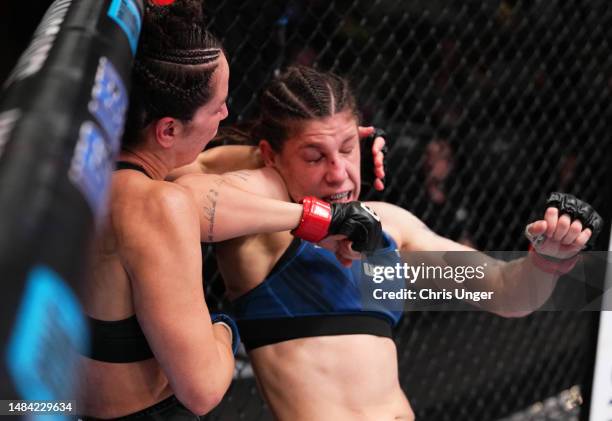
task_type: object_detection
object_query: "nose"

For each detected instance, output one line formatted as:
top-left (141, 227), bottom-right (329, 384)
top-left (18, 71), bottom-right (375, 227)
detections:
top-left (220, 103), bottom-right (229, 120)
top-left (324, 155), bottom-right (348, 185)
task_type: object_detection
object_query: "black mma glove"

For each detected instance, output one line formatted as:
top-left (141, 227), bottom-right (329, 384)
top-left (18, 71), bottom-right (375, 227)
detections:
top-left (546, 192), bottom-right (602, 249)
top-left (329, 202), bottom-right (383, 253)
top-left (361, 128), bottom-right (388, 187)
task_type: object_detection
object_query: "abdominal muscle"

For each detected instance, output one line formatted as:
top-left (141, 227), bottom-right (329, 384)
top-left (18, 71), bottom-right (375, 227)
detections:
top-left (248, 335), bottom-right (414, 421)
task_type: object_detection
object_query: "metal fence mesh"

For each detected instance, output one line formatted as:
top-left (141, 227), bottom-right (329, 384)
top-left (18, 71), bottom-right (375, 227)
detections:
top-left (201, 1), bottom-right (611, 420)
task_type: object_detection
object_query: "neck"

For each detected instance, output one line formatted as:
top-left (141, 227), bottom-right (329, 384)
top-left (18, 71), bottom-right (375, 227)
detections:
top-left (118, 148), bottom-right (171, 180)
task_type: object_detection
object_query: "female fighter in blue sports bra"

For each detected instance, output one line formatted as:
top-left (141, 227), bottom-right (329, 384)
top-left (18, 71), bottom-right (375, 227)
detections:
top-left (79, 2), bottom-right (383, 419)
top-left (179, 65), bottom-right (601, 421)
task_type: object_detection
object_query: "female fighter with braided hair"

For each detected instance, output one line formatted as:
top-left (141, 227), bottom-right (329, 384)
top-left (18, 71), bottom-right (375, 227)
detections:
top-left (79, 2), bottom-right (383, 419)
top-left (180, 65), bottom-right (601, 420)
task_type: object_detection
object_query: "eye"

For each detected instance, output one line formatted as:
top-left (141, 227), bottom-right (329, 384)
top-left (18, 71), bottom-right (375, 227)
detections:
top-left (307, 155), bottom-right (323, 164)
top-left (340, 147), bottom-right (354, 155)
top-left (303, 151), bottom-right (324, 163)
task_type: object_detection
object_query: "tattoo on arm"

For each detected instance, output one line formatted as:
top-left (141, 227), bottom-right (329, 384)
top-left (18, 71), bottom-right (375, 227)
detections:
top-left (203, 179), bottom-right (226, 242)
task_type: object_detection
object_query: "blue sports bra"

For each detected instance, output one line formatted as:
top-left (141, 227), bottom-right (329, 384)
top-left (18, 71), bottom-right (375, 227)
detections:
top-left (232, 231), bottom-right (404, 350)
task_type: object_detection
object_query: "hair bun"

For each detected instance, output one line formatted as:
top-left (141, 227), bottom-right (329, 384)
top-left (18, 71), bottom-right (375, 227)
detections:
top-left (144, 0), bottom-right (206, 27)
top-left (141, 0), bottom-right (209, 52)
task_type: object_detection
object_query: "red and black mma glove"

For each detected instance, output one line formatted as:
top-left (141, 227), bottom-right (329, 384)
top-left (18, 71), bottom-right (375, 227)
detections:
top-left (361, 128), bottom-right (388, 187)
top-left (292, 197), bottom-right (383, 253)
top-left (527, 192), bottom-right (602, 275)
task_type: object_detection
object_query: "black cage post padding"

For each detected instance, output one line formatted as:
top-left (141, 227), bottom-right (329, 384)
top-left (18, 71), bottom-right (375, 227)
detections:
top-left (0, 0), bottom-right (142, 399)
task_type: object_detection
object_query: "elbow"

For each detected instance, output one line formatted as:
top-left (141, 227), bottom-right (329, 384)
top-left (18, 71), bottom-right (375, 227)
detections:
top-left (170, 345), bottom-right (234, 414)
top-left (175, 373), bottom-right (230, 416)
top-left (177, 387), bottom-right (225, 416)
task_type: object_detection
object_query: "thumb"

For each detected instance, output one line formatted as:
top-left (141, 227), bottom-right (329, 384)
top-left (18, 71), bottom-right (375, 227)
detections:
top-left (526, 220), bottom-right (547, 238)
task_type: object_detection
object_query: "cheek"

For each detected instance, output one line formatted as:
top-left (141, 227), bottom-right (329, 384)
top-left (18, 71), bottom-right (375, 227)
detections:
top-left (201, 121), bottom-right (217, 138)
top-left (282, 162), bottom-right (323, 197)
top-left (346, 156), bottom-right (361, 180)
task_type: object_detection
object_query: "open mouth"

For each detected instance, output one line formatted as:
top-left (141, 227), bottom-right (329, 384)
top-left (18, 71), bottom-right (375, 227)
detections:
top-left (323, 191), bottom-right (351, 202)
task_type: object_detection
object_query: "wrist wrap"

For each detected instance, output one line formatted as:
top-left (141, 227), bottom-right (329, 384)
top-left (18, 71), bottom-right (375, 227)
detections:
top-left (292, 197), bottom-right (332, 243)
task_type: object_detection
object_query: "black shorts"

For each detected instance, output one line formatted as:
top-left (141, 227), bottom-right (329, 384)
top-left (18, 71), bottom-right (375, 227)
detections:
top-left (78, 395), bottom-right (200, 420)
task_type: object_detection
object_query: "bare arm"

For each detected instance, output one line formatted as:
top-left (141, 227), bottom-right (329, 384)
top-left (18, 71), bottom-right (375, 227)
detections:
top-left (367, 201), bottom-right (590, 317)
top-left (168, 145), bottom-right (263, 180)
top-left (175, 168), bottom-right (303, 242)
top-left (118, 184), bottom-right (233, 414)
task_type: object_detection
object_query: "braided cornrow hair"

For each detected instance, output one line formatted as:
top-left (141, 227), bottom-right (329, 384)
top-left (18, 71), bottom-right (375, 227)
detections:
top-left (122, 0), bottom-right (224, 146)
top-left (250, 66), bottom-right (358, 152)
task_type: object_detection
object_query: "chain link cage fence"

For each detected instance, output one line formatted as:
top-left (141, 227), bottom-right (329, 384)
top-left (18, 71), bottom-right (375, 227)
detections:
top-left (1, 1), bottom-right (610, 420)
top-left (200, 1), bottom-right (612, 420)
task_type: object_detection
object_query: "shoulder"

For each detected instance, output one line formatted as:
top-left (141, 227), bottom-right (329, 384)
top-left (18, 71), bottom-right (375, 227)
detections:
top-left (112, 178), bottom-right (199, 244)
top-left (246, 167), bottom-right (290, 200)
top-left (365, 201), bottom-right (432, 250)
top-left (197, 144), bottom-right (262, 174)
top-left (120, 177), bottom-right (196, 215)
top-left (366, 201), bottom-right (426, 230)
top-left (366, 201), bottom-right (475, 252)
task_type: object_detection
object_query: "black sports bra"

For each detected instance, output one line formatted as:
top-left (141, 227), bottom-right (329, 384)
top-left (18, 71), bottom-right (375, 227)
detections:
top-left (86, 315), bottom-right (153, 362)
top-left (85, 161), bottom-right (154, 363)
top-left (115, 160), bottom-right (152, 177)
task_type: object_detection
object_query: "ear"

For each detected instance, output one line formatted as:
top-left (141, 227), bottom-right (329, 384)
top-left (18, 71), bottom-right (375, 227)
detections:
top-left (154, 117), bottom-right (182, 149)
top-left (259, 139), bottom-right (279, 167)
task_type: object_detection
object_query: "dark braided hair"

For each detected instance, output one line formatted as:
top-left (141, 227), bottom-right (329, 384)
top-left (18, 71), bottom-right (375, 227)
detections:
top-left (217, 66), bottom-right (358, 151)
top-left (123, 0), bottom-right (224, 146)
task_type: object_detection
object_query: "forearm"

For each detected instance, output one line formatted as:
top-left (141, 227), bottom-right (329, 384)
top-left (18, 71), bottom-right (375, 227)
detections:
top-left (447, 253), bottom-right (559, 316)
top-left (203, 189), bottom-right (301, 242)
top-left (209, 323), bottom-right (235, 392)
top-left (492, 256), bottom-right (558, 316)
top-left (402, 250), bottom-right (558, 316)
top-left (176, 173), bottom-right (301, 242)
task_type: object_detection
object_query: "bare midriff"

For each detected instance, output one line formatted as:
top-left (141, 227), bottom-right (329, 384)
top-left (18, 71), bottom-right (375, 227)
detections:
top-left (249, 335), bottom-right (414, 421)
top-left (79, 357), bottom-right (173, 418)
